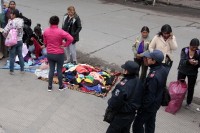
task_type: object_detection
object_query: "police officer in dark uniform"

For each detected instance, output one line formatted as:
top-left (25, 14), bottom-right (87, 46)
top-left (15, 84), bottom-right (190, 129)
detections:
top-left (104, 60), bottom-right (144, 133)
top-left (132, 50), bottom-right (168, 133)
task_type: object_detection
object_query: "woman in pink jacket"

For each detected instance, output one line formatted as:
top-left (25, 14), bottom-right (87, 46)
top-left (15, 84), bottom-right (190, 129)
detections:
top-left (43, 16), bottom-right (73, 91)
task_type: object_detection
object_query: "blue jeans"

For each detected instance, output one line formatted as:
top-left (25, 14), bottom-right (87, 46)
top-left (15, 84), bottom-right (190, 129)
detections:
top-left (9, 41), bottom-right (24, 72)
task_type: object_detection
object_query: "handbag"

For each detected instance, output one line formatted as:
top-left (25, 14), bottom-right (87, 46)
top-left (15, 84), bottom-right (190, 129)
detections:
top-left (103, 107), bottom-right (117, 123)
top-left (165, 54), bottom-right (173, 67)
top-left (5, 21), bottom-right (18, 47)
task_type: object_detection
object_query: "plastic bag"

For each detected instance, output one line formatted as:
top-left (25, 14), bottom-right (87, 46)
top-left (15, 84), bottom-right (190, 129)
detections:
top-left (165, 80), bottom-right (187, 114)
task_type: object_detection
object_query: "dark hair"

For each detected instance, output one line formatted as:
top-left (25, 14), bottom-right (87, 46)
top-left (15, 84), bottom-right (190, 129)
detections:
top-left (158, 24), bottom-right (172, 36)
top-left (49, 16), bottom-right (59, 25)
top-left (37, 23), bottom-right (41, 28)
top-left (141, 26), bottom-right (150, 33)
top-left (9, 1), bottom-right (16, 6)
top-left (10, 9), bottom-right (21, 18)
top-left (190, 38), bottom-right (200, 46)
top-left (34, 25), bottom-right (42, 35)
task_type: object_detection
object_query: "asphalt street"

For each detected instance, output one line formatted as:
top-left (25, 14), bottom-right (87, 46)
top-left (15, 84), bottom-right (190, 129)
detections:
top-left (0, 0), bottom-right (200, 132)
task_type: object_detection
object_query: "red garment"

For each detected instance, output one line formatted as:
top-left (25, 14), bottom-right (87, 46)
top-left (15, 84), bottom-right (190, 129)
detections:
top-left (43, 25), bottom-right (73, 54)
top-left (76, 65), bottom-right (89, 74)
top-left (76, 64), bottom-right (98, 74)
top-left (32, 38), bottom-right (42, 58)
top-left (62, 67), bottom-right (66, 73)
top-left (81, 87), bottom-right (92, 93)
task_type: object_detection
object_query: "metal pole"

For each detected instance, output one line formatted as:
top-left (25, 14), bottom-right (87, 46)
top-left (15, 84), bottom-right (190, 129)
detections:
top-left (153, 0), bottom-right (156, 6)
top-left (0, 0), bottom-right (4, 59)
top-left (0, 0), bottom-right (3, 14)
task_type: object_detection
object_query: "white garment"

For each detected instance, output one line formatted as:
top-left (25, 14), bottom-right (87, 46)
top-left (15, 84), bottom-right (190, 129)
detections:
top-left (16, 43), bottom-right (28, 61)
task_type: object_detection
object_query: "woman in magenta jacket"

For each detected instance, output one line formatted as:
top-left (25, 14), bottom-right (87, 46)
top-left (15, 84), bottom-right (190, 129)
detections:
top-left (43, 16), bottom-right (73, 91)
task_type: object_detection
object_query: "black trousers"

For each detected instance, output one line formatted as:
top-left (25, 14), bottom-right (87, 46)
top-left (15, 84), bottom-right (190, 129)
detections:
top-left (134, 58), bottom-right (148, 83)
top-left (177, 71), bottom-right (197, 105)
top-left (106, 114), bottom-right (135, 133)
top-left (132, 111), bottom-right (157, 133)
top-left (47, 53), bottom-right (64, 87)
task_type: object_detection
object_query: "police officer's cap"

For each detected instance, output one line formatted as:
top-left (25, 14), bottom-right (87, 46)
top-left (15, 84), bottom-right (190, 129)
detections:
top-left (143, 50), bottom-right (164, 63)
top-left (121, 60), bottom-right (139, 74)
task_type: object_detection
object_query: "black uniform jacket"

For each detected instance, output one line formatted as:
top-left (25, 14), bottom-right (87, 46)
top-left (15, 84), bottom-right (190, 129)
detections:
top-left (108, 74), bottom-right (143, 114)
top-left (142, 64), bottom-right (167, 112)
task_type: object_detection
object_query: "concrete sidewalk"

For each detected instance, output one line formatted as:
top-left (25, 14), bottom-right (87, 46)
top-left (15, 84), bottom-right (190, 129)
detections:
top-left (0, 0), bottom-right (200, 132)
top-left (0, 66), bottom-right (199, 133)
top-left (157, 0), bottom-right (200, 10)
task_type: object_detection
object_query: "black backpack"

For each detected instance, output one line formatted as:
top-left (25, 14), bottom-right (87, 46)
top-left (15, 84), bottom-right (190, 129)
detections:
top-left (22, 15), bottom-right (32, 27)
top-left (19, 13), bottom-right (33, 43)
top-left (23, 24), bottom-right (33, 43)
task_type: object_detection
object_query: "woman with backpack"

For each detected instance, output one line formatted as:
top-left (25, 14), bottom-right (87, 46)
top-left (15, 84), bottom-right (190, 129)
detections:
top-left (1, 9), bottom-right (24, 75)
top-left (177, 38), bottom-right (200, 109)
top-left (132, 26), bottom-right (151, 82)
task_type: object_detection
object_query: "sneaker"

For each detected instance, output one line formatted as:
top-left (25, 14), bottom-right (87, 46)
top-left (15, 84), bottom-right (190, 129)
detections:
top-left (21, 71), bottom-right (25, 74)
top-left (10, 71), bottom-right (14, 75)
top-left (185, 104), bottom-right (191, 109)
top-left (196, 108), bottom-right (200, 112)
top-left (48, 86), bottom-right (52, 92)
top-left (72, 61), bottom-right (77, 65)
top-left (31, 53), bottom-right (36, 59)
top-left (64, 60), bottom-right (70, 64)
top-left (58, 85), bottom-right (65, 91)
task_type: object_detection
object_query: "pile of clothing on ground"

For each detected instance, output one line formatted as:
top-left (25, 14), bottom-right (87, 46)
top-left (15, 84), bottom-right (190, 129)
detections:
top-left (0, 43), bottom-right (120, 97)
top-left (35, 62), bottom-right (121, 97)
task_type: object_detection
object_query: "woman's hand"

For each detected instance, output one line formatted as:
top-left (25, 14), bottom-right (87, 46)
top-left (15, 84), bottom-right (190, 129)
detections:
top-left (136, 54), bottom-right (142, 59)
top-left (0, 28), bottom-right (4, 33)
top-left (193, 60), bottom-right (198, 65)
top-left (41, 45), bottom-right (45, 49)
top-left (189, 59), bottom-right (198, 65)
top-left (60, 45), bottom-right (65, 49)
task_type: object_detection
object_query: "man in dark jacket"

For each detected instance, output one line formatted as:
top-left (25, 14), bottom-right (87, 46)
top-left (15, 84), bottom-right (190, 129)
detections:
top-left (132, 50), bottom-right (168, 133)
top-left (104, 60), bottom-right (143, 133)
top-left (62, 6), bottom-right (82, 65)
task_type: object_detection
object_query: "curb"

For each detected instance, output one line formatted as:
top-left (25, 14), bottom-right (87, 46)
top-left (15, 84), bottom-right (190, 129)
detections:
top-left (157, 1), bottom-right (200, 10)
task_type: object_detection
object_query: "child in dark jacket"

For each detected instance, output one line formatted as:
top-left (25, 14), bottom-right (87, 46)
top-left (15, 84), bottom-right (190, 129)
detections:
top-left (178, 38), bottom-right (200, 108)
